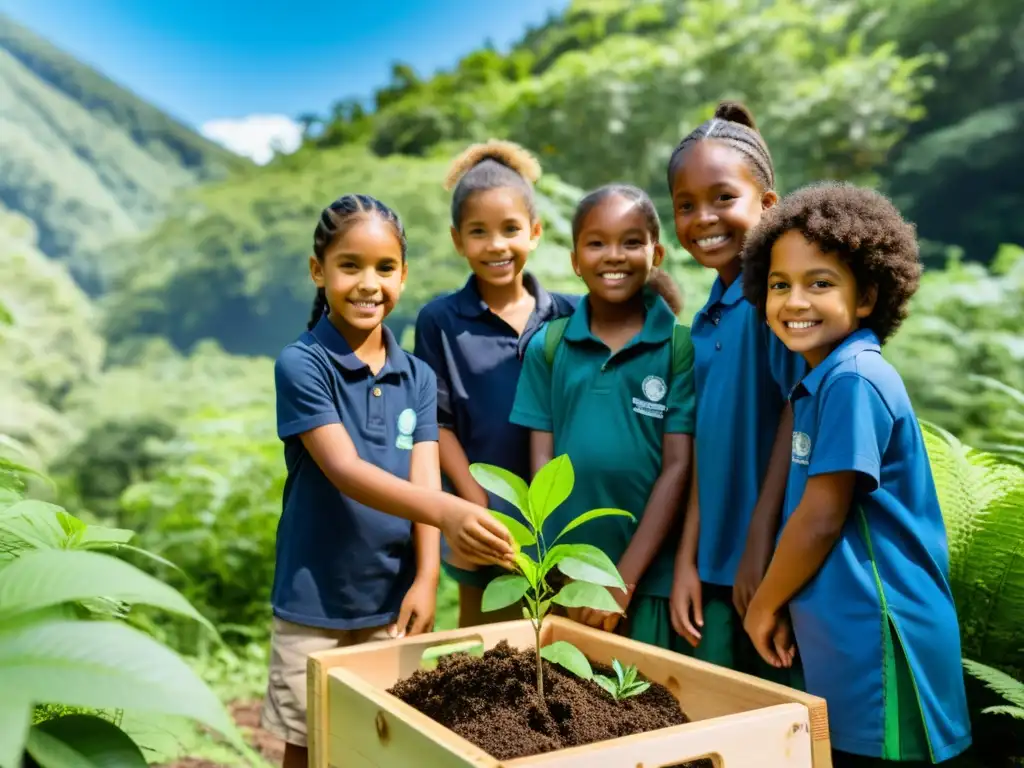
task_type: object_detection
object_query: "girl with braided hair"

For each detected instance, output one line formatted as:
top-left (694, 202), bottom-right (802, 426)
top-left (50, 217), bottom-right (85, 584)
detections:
top-left (666, 102), bottom-right (806, 686)
top-left (262, 193), bottom-right (513, 768)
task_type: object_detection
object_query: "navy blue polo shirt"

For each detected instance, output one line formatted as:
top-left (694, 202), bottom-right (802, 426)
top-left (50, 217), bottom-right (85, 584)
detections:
top-left (413, 272), bottom-right (578, 492)
top-left (784, 329), bottom-right (971, 761)
top-left (690, 272), bottom-right (805, 586)
top-left (271, 314), bottom-right (439, 630)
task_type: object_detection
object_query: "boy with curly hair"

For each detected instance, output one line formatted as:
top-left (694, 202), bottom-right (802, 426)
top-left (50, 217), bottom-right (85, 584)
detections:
top-left (739, 182), bottom-right (972, 767)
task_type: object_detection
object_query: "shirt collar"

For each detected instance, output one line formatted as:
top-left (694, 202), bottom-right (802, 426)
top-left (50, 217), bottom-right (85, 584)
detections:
top-left (792, 328), bottom-right (881, 398)
top-left (455, 272), bottom-right (555, 319)
top-left (564, 286), bottom-right (677, 346)
top-left (311, 314), bottom-right (411, 378)
top-left (697, 272), bottom-right (746, 317)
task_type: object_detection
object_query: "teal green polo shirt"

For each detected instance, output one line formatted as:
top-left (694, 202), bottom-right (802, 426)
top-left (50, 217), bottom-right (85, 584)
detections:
top-left (510, 289), bottom-right (695, 598)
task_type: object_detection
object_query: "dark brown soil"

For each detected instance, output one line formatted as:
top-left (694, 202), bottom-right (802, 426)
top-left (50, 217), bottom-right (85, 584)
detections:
top-left (388, 640), bottom-right (713, 766)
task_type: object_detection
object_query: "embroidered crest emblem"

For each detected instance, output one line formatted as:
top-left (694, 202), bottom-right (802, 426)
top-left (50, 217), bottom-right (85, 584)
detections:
top-left (792, 431), bottom-right (811, 465)
top-left (641, 375), bottom-right (667, 403)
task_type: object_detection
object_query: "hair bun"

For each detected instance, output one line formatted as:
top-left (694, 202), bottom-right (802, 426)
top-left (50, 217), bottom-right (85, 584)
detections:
top-left (444, 139), bottom-right (542, 191)
top-left (714, 100), bottom-right (758, 131)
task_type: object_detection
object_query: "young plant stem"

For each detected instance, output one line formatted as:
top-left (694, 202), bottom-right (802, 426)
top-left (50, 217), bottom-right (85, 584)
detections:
top-left (534, 612), bottom-right (544, 699)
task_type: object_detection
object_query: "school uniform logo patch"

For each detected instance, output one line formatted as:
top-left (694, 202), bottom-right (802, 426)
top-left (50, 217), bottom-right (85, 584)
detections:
top-left (396, 408), bottom-right (416, 450)
top-left (634, 375), bottom-right (668, 420)
top-left (792, 431), bottom-right (811, 465)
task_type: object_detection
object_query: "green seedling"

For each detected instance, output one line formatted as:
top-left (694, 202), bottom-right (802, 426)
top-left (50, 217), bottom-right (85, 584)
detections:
top-left (593, 658), bottom-right (651, 702)
top-left (469, 454), bottom-right (635, 698)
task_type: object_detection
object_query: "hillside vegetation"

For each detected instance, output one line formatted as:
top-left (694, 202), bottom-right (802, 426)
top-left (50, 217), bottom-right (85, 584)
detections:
top-left (0, 13), bottom-right (242, 291)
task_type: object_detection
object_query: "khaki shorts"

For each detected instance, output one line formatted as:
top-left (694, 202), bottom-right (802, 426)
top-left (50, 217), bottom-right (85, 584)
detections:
top-left (260, 616), bottom-right (392, 746)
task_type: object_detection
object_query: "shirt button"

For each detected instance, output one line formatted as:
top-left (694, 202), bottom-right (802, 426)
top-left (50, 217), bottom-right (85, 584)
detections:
top-left (372, 386), bottom-right (382, 397)
top-left (715, 342), bottom-right (722, 351)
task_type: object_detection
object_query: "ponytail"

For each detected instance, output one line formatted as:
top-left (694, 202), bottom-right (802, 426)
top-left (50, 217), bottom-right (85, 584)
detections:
top-left (307, 287), bottom-right (327, 331)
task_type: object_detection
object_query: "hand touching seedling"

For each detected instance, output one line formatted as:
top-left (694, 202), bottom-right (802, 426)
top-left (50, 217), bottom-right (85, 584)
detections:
top-left (469, 454), bottom-right (635, 698)
top-left (593, 659), bottom-right (651, 702)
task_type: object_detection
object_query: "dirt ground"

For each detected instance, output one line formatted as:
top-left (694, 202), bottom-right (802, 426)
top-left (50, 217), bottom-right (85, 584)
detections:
top-left (159, 700), bottom-right (283, 768)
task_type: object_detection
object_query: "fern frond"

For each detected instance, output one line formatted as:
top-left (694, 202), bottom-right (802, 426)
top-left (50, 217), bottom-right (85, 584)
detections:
top-left (980, 704), bottom-right (1024, 720)
top-left (963, 659), bottom-right (1024, 714)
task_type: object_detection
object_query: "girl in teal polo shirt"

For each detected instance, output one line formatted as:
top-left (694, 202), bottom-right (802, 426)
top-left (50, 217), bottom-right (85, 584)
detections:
top-left (665, 101), bottom-right (804, 684)
top-left (740, 182), bottom-right (972, 766)
top-left (510, 183), bottom-right (697, 649)
top-left (262, 194), bottom-right (513, 768)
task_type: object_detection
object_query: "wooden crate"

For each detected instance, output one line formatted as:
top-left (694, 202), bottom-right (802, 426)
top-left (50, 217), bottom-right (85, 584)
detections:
top-left (307, 616), bottom-right (831, 768)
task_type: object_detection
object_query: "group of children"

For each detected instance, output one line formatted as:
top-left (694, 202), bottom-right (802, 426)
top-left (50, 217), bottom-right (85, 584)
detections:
top-left (260, 102), bottom-right (973, 768)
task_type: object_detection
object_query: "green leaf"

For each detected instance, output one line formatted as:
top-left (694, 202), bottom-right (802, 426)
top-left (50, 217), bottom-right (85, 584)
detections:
top-left (514, 552), bottom-right (540, 589)
top-left (26, 714), bottom-right (147, 767)
top-left (549, 544), bottom-right (625, 590)
top-left (593, 674), bottom-right (619, 699)
top-left (82, 543), bottom-right (184, 575)
top-left (0, 550), bottom-right (214, 634)
top-left (540, 640), bottom-right (592, 680)
top-left (981, 705), bottom-right (1024, 720)
top-left (612, 658), bottom-right (625, 686)
top-left (489, 511), bottom-right (536, 548)
top-left (623, 662), bottom-right (638, 689)
top-left (0, 694), bottom-right (31, 768)
top-left (528, 454), bottom-right (574, 529)
top-left (469, 464), bottom-right (531, 523)
top-left (0, 620), bottom-right (242, 758)
top-left (623, 680), bottom-right (651, 698)
top-left (555, 507), bottom-right (635, 542)
top-left (0, 501), bottom-right (67, 551)
top-left (79, 524), bottom-right (134, 547)
top-left (481, 574), bottom-right (530, 612)
top-left (551, 581), bottom-right (622, 613)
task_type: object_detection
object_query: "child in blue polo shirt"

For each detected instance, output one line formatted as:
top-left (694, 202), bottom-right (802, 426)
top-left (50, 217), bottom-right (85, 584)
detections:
top-left (261, 193), bottom-right (514, 768)
top-left (740, 182), bottom-right (972, 766)
top-left (511, 183), bottom-right (696, 649)
top-left (665, 101), bottom-right (804, 684)
top-left (414, 140), bottom-right (578, 628)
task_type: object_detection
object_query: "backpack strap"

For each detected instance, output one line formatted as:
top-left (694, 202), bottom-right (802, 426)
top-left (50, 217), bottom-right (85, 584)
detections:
top-left (543, 316), bottom-right (571, 368)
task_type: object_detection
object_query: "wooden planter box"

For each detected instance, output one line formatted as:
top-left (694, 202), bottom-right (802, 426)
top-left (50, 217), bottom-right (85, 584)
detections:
top-left (307, 616), bottom-right (832, 768)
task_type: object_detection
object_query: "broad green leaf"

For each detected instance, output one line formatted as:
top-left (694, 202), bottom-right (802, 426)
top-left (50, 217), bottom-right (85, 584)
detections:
top-left (26, 714), bottom-right (147, 767)
top-left (555, 507), bottom-right (635, 542)
top-left (82, 543), bottom-right (184, 575)
top-left (593, 674), bottom-right (619, 699)
top-left (0, 694), bottom-right (31, 768)
top-left (489, 511), bottom-right (536, 549)
top-left (0, 550), bottom-right (214, 633)
top-left (551, 581), bottom-right (622, 613)
top-left (0, 501), bottom-right (66, 551)
top-left (540, 640), bottom-right (593, 680)
top-left (481, 574), bottom-right (530, 612)
top-left (514, 552), bottom-right (540, 588)
top-left (469, 464), bottom-right (531, 522)
top-left (528, 455), bottom-right (574, 529)
top-left (547, 544), bottom-right (625, 590)
top-left (0, 620), bottom-right (242, 758)
top-left (79, 524), bottom-right (134, 547)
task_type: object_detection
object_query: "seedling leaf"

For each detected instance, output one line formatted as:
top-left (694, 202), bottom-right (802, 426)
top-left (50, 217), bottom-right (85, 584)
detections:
top-left (470, 465), bottom-right (531, 523)
top-left (481, 574), bottom-right (530, 612)
top-left (528, 454), bottom-right (574, 529)
top-left (546, 543), bottom-right (626, 590)
top-left (489, 511), bottom-right (536, 548)
top-left (551, 581), bottom-right (622, 613)
top-left (556, 507), bottom-right (634, 541)
top-left (593, 675), bottom-right (619, 699)
top-left (540, 641), bottom-right (593, 681)
top-left (612, 658), bottom-right (625, 686)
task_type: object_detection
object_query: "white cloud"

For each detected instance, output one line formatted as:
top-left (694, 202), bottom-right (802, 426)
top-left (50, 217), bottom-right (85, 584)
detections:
top-left (200, 114), bottom-right (303, 165)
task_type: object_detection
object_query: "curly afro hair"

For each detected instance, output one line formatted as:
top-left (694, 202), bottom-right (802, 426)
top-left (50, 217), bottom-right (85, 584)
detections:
top-left (741, 182), bottom-right (921, 344)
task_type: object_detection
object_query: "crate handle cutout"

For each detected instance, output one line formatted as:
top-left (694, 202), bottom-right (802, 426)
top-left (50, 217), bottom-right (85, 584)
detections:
top-left (659, 754), bottom-right (721, 768)
top-left (419, 636), bottom-right (485, 670)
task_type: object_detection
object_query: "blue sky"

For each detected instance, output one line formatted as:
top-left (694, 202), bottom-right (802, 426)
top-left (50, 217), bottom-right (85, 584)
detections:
top-left (2, 0), bottom-right (568, 159)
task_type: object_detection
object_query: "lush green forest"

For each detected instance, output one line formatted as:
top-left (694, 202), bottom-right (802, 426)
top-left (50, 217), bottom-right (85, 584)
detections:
top-left (1, 0), bottom-right (1022, 764)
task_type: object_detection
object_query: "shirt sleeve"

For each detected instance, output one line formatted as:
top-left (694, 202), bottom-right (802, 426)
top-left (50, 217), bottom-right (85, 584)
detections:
top-left (412, 363), bottom-right (440, 444)
top-left (274, 345), bottom-right (340, 440)
top-left (412, 307), bottom-right (455, 429)
top-left (664, 329), bottom-right (696, 435)
top-left (763, 322), bottom-right (807, 399)
top-left (808, 374), bottom-right (893, 491)
top-left (509, 326), bottom-right (553, 431)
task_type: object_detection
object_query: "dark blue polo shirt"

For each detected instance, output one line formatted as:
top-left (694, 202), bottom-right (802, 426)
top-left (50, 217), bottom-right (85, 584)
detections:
top-left (412, 273), bottom-right (578, 539)
top-left (271, 314), bottom-right (439, 630)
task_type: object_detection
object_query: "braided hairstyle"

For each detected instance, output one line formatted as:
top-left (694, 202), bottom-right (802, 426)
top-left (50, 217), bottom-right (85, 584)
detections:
top-left (571, 183), bottom-right (684, 316)
top-left (445, 139), bottom-right (542, 228)
top-left (666, 101), bottom-right (775, 194)
top-left (307, 194), bottom-right (407, 330)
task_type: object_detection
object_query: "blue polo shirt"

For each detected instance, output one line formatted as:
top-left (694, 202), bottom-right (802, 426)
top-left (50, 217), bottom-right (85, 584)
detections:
top-left (690, 272), bottom-right (805, 586)
top-left (413, 273), bottom-right (577, 520)
top-left (784, 329), bottom-right (971, 761)
top-left (271, 314), bottom-right (439, 630)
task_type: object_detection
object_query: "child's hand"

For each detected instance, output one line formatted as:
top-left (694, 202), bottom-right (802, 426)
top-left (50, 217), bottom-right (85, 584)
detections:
top-left (670, 562), bottom-right (703, 646)
top-left (743, 596), bottom-right (795, 669)
top-left (440, 495), bottom-right (515, 568)
top-left (390, 577), bottom-right (437, 638)
top-left (732, 533), bottom-right (771, 617)
top-left (579, 584), bottom-right (634, 633)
